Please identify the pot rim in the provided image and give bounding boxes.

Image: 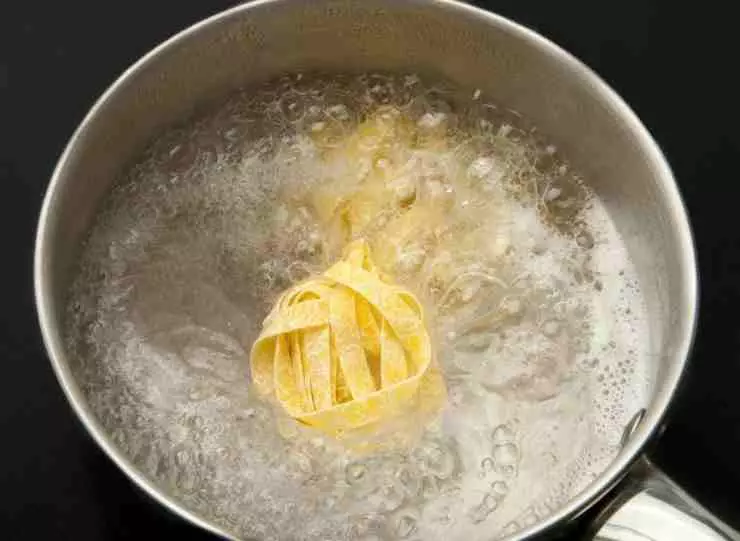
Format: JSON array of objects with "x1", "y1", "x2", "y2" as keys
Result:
[{"x1": 34, "y1": 1, "x2": 699, "y2": 539}]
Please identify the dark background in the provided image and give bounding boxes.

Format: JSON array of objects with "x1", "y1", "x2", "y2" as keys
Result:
[{"x1": 1, "y1": 0, "x2": 739, "y2": 539}]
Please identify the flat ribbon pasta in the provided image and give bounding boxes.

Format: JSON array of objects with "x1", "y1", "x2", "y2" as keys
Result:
[{"x1": 250, "y1": 239, "x2": 444, "y2": 435}]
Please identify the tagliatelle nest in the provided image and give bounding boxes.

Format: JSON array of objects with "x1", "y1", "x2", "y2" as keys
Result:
[{"x1": 250, "y1": 239, "x2": 446, "y2": 436}]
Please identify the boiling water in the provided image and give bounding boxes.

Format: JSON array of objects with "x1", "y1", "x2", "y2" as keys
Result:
[{"x1": 66, "y1": 74, "x2": 651, "y2": 540}]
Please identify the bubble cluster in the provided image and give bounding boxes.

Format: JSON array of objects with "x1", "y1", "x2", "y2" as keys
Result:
[{"x1": 65, "y1": 73, "x2": 652, "y2": 540}]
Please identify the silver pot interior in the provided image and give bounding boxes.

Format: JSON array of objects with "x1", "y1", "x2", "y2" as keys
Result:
[{"x1": 36, "y1": 1, "x2": 696, "y2": 539}]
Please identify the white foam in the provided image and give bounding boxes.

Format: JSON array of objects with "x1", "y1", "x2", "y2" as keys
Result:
[{"x1": 66, "y1": 73, "x2": 652, "y2": 540}]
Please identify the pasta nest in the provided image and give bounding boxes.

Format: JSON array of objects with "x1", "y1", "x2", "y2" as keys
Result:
[{"x1": 251, "y1": 239, "x2": 444, "y2": 435}]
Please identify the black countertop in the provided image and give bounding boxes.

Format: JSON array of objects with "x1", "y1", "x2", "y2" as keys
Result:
[{"x1": 1, "y1": 1, "x2": 739, "y2": 538}]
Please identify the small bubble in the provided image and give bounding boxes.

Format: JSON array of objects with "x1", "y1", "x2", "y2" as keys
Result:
[
  {"x1": 460, "y1": 283, "x2": 479, "y2": 303},
  {"x1": 544, "y1": 187, "x2": 562, "y2": 201},
  {"x1": 482, "y1": 492, "x2": 499, "y2": 511},
  {"x1": 327, "y1": 103, "x2": 350, "y2": 121},
  {"x1": 469, "y1": 503, "x2": 491, "y2": 524},
  {"x1": 290, "y1": 453, "x2": 314, "y2": 475},
  {"x1": 493, "y1": 443, "x2": 519, "y2": 469},
  {"x1": 501, "y1": 298, "x2": 522, "y2": 316},
  {"x1": 391, "y1": 509, "x2": 419, "y2": 539},
  {"x1": 522, "y1": 509, "x2": 539, "y2": 526},
  {"x1": 279, "y1": 92, "x2": 306, "y2": 122},
  {"x1": 417, "y1": 112, "x2": 447, "y2": 130},
  {"x1": 175, "y1": 450, "x2": 190, "y2": 466},
  {"x1": 396, "y1": 467, "x2": 422, "y2": 497},
  {"x1": 467, "y1": 156, "x2": 495, "y2": 180},
  {"x1": 366, "y1": 79, "x2": 394, "y2": 104},
  {"x1": 498, "y1": 123, "x2": 512, "y2": 137},
  {"x1": 576, "y1": 231, "x2": 595, "y2": 249},
  {"x1": 425, "y1": 179, "x2": 456, "y2": 210},
  {"x1": 418, "y1": 441, "x2": 455, "y2": 480},
  {"x1": 420, "y1": 474, "x2": 441, "y2": 499},
  {"x1": 456, "y1": 331, "x2": 493, "y2": 354},
  {"x1": 499, "y1": 464, "x2": 516, "y2": 477},
  {"x1": 376, "y1": 483, "x2": 405, "y2": 513},
  {"x1": 309, "y1": 437, "x2": 324, "y2": 449},
  {"x1": 403, "y1": 74, "x2": 420, "y2": 86},
  {"x1": 349, "y1": 514, "x2": 382, "y2": 539},
  {"x1": 346, "y1": 462, "x2": 367, "y2": 484},
  {"x1": 491, "y1": 425, "x2": 515, "y2": 445},
  {"x1": 490, "y1": 481, "x2": 509, "y2": 497},
  {"x1": 374, "y1": 157, "x2": 390, "y2": 170}
]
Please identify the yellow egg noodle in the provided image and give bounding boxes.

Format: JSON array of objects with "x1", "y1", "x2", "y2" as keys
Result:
[{"x1": 250, "y1": 239, "x2": 445, "y2": 436}]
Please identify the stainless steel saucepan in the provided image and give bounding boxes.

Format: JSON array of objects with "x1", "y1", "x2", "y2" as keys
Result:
[{"x1": 33, "y1": 0, "x2": 737, "y2": 539}]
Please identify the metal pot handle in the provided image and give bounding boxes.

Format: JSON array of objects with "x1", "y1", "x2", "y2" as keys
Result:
[{"x1": 592, "y1": 457, "x2": 740, "y2": 541}]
